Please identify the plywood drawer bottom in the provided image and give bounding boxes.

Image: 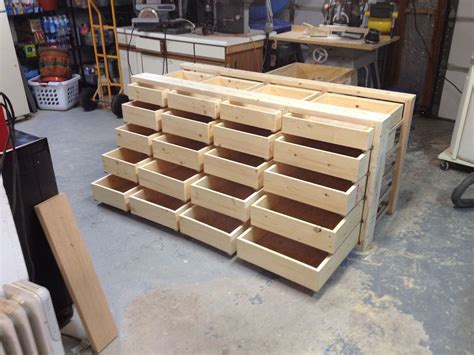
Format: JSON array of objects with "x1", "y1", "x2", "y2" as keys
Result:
[
  {"x1": 179, "y1": 206, "x2": 247, "y2": 255},
  {"x1": 251, "y1": 194, "x2": 363, "y2": 254},
  {"x1": 129, "y1": 189, "x2": 191, "y2": 231},
  {"x1": 138, "y1": 160, "x2": 202, "y2": 201},
  {"x1": 191, "y1": 175, "x2": 263, "y2": 221},
  {"x1": 91, "y1": 175, "x2": 140, "y2": 211},
  {"x1": 236, "y1": 225, "x2": 359, "y2": 292},
  {"x1": 102, "y1": 147, "x2": 152, "y2": 183}
]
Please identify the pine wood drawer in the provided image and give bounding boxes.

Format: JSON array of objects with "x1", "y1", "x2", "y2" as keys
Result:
[
  {"x1": 220, "y1": 101, "x2": 282, "y2": 132},
  {"x1": 152, "y1": 134, "x2": 211, "y2": 171},
  {"x1": 312, "y1": 93, "x2": 403, "y2": 129},
  {"x1": 250, "y1": 194, "x2": 363, "y2": 254},
  {"x1": 137, "y1": 160, "x2": 202, "y2": 201},
  {"x1": 282, "y1": 113, "x2": 374, "y2": 151},
  {"x1": 191, "y1": 175, "x2": 263, "y2": 221},
  {"x1": 213, "y1": 121, "x2": 281, "y2": 160},
  {"x1": 115, "y1": 124, "x2": 161, "y2": 155},
  {"x1": 166, "y1": 70, "x2": 215, "y2": 81},
  {"x1": 167, "y1": 91, "x2": 220, "y2": 118},
  {"x1": 264, "y1": 163, "x2": 366, "y2": 216},
  {"x1": 102, "y1": 148, "x2": 152, "y2": 183},
  {"x1": 91, "y1": 175, "x2": 140, "y2": 211},
  {"x1": 161, "y1": 109, "x2": 220, "y2": 144},
  {"x1": 236, "y1": 224, "x2": 359, "y2": 292},
  {"x1": 122, "y1": 101, "x2": 163, "y2": 131},
  {"x1": 179, "y1": 206, "x2": 247, "y2": 255},
  {"x1": 203, "y1": 148, "x2": 273, "y2": 189},
  {"x1": 202, "y1": 76, "x2": 262, "y2": 90},
  {"x1": 129, "y1": 189, "x2": 191, "y2": 231},
  {"x1": 253, "y1": 84, "x2": 319, "y2": 101},
  {"x1": 274, "y1": 135, "x2": 370, "y2": 182},
  {"x1": 128, "y1": 82, "x2": 169, "y2": 107}
]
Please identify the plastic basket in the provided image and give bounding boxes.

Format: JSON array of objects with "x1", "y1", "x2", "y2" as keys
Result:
[{"x1": 28, "y1": 74, "x2": 81, "y2": 111}]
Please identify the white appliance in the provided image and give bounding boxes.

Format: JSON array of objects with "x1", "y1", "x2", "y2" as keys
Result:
[
  {"x1": 439, "y1": 59, "x2": 474, "y2": 169},
  {"x1": 3, "y1": 281, "x2": 65, "y2": 355},
  {"x1": 0, "y1": 0, "x2": 30, "y2": 117},
  {"x1": 0, "y1": 313, "x2": 23, "y2": 355}
]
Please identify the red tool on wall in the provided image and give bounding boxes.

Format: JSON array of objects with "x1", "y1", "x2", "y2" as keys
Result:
[{"x1": 0, "y1": 105, "x2": 11, "y2": 151}]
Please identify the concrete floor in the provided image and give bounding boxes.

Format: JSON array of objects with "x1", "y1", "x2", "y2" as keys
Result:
[{"x1": 18, "y1": 108, "x2": 473, "y2": 354}]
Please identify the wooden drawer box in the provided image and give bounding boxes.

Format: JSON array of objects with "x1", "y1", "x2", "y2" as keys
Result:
[
  {"x1": 122, "y1": 101, "x2": 163, "y2": 131},
  {"x1": 91, "y1": 174, "x2": 140, "y2": 211},
  {"x1": 167, "y1": 91, "x2": 221, "y2": 119},
  {"x1": 202, "y1": 76, "x2": 262, "y2": 90},
  {"x1": 213, "y1": 121, "x2": 280, "y2": 160},
  {"x1": 180, "y1": 206, "x2": 247, "y2": 255},
  {"x1": 129, "y1": 189, "x2": 191, "y2": 230},
  {"x1": 166, "y1": 70, "x2": 214, "y2": 81},
  {"x1": 152, "y1": 134, "x2": 211, "y2": 171},
  {"x1": 161, "y1": 109, "x2": 219, "y2": 144},
  {"x1": 115, "y1": 124, "x2": 161, "y2": 155},
  {"x1": 251, "y1": 194, "x2": 363, "y2": 254},
  {"x1": 274, "y1": 135, "x2": 370, "y2": 182},
  {"x1": 264, "y1": 163, "x2": 366, "y2": 215},
  {"x1": 102, "y1": 148, "x2": 152, "y2": 183},
  {"x1": 312, "y1": 93, "x2": 403, "y2": 129},
  {"x1": 138, "y1": 160, "x2": 202, "y2": 201},
  {"x1": 128, "y1": 82, "x2": 169, "y2": 107},
  {"x1": 282, "y1": 113, "x2": 374, "y2": 151},
  {"x1": 191, "y1": 175, "x2": 263, "y2": 221},
  {"x1": 236, "y1": 224, "x2": 359, "y2": 292},
  {"x1": 253, "y1": 84, "x2": 319, "y2": 100},
  {"x1": 220, "y1": 101, "x2": 282, "y2": 132},
  {"x1": 203, "y1": 148, "x2": 272, "y2": 189}
]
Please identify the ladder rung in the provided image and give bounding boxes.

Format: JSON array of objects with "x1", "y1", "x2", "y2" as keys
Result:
[
  {"x1": 110, "y1": 83, "x2": 122, "y2": 87},
  {"x1": 97, "y1": 54, "x2": 118, "y2": 59},
  {"x1": 92, "y1": 25, "x2": 115, "y2": 30}
]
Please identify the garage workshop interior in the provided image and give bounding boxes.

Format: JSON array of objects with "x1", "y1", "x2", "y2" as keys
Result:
[{"x1": 1, "y1": 0, "x2": 473, "y2": 353}]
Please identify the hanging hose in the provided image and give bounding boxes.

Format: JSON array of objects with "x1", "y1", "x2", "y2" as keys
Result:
[{"x1": 451, "y1": 173, "x2": 474, "y2": 208}]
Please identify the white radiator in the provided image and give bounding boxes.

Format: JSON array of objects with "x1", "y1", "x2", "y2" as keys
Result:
[{"x1": 1, "y1": 281, "x2": 64, "y2": 355}]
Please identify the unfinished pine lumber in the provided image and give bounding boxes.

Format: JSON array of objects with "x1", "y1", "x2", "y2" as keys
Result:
[{"x1": 91, "y1": 64, "x2": 415, "y2": 292}]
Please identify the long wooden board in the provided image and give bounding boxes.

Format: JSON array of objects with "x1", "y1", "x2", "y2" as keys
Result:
[{"x1": 35, "y1": 193, "x2": 117, "y2": 352}]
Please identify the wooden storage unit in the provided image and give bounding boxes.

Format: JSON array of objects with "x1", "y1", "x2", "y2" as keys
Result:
[
  {"x1": 152, "y1": 134, "x2": 211, "y2": 171},
  {"x1": 180, "y1": 205, "x2": 247, "y2": 255},
  {"x1": 268, "y1": 62, "x2": 355, "y2": 84},
  {"x1": 191, "y1": 175, "x2": 263, "y2": 221},
  {"x1": 115, "y1": 124, "x2": 161, "y2": 155},
  {"x1": 137, "y1": 160, "x2": 202, "y2": 201},
  {"x1": 91, "y1": 175, "x2": 140, "y2": 211},
  {"x1": 166, "y1": 70, "x2": 214, "y2": 81},
  {"x1": 102, "y1": 148, "x2": 152, "y2": 183},
  {"x1": 129, "y1": 189, "x2": 191, "y2": 231},
  {"x1": 161, "y1": 109, "x2": 219, "y2": 144},
  {"x1": 122, "y1": 101, "x2": 163, "y2": 131},
  {"x1": 264, "y1": 163, "x2": 366, "y2": 215},
  {"x1": 202, "y1": 76, "x2": 261, "y2": 90},
  {"x1": 127, "y1": 82, "x2": 169, "y2": 107},
  {"x1": 253, "y1": 84, "x2": 319, "y2": 100},
  {"x1": 251, "y1": 194, "x2": 363, "y2": 254},
  {"x1": 274, "y1": 135, "x2": 369, "y2": 182},
  {"x1": 213, "y1": 122, "x2": 280, "y2": 160},
  {"x1": 167, "y1": 91, "x2": 221, "y2": 118},
  {"x1": 220, "y1": 101, "x2": 282, "y2": 132},
  {"x1": 282, "y1": 113, "x2": 374, "y2": 151},
  {"x1": 203, "y1": 148, "x2": 272, "y2": 189},
  {"x1": 312, "y1": 93, "x2": 403, "y2": 129},
  {"x1": 236, "y1": 224, "x2": 359, "y2": 292}
]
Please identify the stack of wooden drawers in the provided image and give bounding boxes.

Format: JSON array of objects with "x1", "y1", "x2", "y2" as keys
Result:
[{"x1": 91, "y1": 64, "x2": 413, "y2": 292}]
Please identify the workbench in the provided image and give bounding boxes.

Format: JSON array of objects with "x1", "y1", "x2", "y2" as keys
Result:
[
  {"x1": 266, "y1": 26, "x2": 399, "y2": 88},
  {"x1": 92, "y1": 63, "x2": 415, "y2": 292},
  {"x1": 117, "y1": 27, "x2": 266, "y2": 94}
]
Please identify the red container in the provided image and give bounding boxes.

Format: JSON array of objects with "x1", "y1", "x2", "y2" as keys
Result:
[
  {"x1": 39, "y1": 0, "x2": 58, "y2": 11},
  {"x1": 0, "y1": 107, "x2": 11, "y2": 151}
]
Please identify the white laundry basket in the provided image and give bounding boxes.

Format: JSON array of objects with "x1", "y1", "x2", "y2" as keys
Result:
[{"x1": 29, "y1": 74, "x2": 81, "y2": 111}]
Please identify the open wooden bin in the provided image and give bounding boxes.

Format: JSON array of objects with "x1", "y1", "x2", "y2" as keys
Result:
[
  {"x1": 236, "y1": 224, "x2": 359, "y2": 292},
  {"x1": 269, "y1": 63, "x2": 356, "y2": 85},
  {"x1": 115, "y1": 124, "x2": 161, "y2": 155},
  {"x1": 161, "y1": 109, "x2": 220, "y2": 144},
  {"x1": 202, "y1": 76, "x2": 262, "y2": 90},
  {"x1": 122, "y1": 101, "x2": 163, "y2": 131},
  {"x1": 91, "y1": 174, "x2": 140, "y2": 211},
  {"x1": 102, "y1": 147, "x2": 152, "y2": 183},
  {"x1": 166, "y1": 70, "x2": 215, "y2": 81},
  {"x1": 253, "y1": 84, "x2": 319, "y2": 101},
  {"x1": 128, "y1": 82, "x2": 169, "y2": 107}
]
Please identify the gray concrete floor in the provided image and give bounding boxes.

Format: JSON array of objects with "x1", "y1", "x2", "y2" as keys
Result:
[{"x1": 18, "y1": 108, "x2": 473, "y2": 354}]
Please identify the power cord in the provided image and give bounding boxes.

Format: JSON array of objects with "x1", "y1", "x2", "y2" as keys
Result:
[
  {"x1": 411, "y1": 0, "x2": 462, "y2": 94},
  {"x1": 0, "y1": 92, "x2": 35, "y2": 281},
  {"x1": 127, "y1": 27, "x2": 136, "y2": 76}
]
